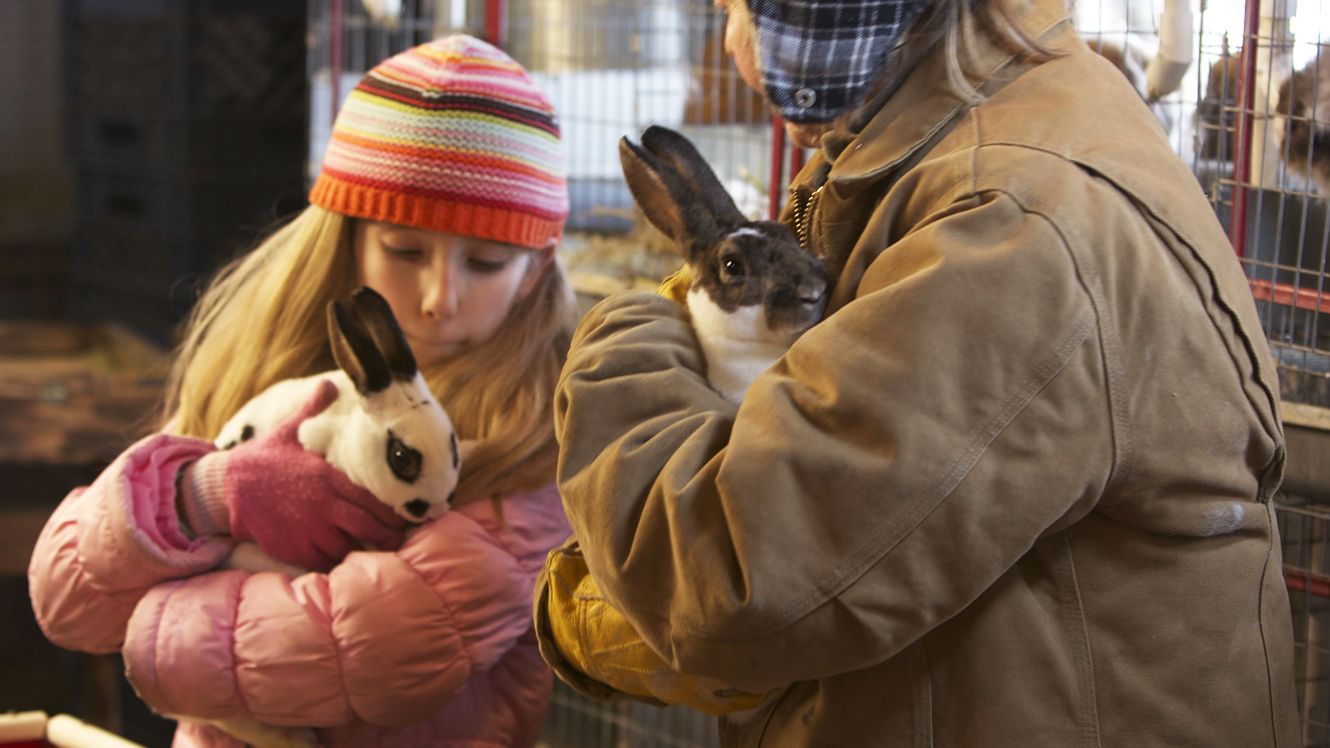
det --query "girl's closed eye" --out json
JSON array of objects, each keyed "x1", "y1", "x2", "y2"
[
  {"x1": 467, "y1": 252, "x2": 517, "y2": 274},
  {"x1": 385, "y1": 245, "x2": 425, "y2": 261}
]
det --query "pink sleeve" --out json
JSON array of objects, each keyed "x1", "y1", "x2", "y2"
[
  {"x1": 27, "y1": 433, "x2": 234, "y2": 654},
  {"x1": 122, "y1": 504, "x2": 542, "y2": 728}
]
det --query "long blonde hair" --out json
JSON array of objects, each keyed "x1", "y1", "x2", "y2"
[{"x1": 164, "y1": 205, "x2": 575, "y2": 506}]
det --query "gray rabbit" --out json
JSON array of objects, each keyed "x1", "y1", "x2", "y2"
[{"x1": 619, "y1": 126, "x2": 828, "y2": 402}]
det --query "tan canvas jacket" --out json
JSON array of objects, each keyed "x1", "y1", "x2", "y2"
[{"x1": 540, "y1": 0, "x2": 1301, "y2": 744}]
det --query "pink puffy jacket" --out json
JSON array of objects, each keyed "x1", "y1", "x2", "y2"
[{"x1": 28, "y1": 433, "x2": 571, "y2": 747}]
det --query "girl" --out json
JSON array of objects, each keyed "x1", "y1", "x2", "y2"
[
  {"x1": 29, "y1": 35, "x2": 574, "y2": 748},
  {"x1": 537, "y1": 0, "x2": 1302, "y2": 745}
]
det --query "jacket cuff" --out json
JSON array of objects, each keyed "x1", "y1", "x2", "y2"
[{"x1": 177, "y1": 452, "x2": 231, "y2": 538}]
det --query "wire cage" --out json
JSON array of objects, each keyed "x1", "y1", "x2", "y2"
[
  {"x1": 1281, "y1": 495, "x2": 1330, "y2": 747},
  {"x1": 1187, "y1": 0, "x2": 1330, "y2": 407},
  {"x1": 1179, "y1": 2, "x2": 1330, "y2": 739},
  {"x1": 305, "y1": 1, "x2": 1330, "y2": 746},
  {"x1": 306, "y1": 0, "x2": 793, "y2": 298}
]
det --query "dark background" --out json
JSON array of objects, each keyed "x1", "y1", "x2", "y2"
[{"x1": 2, "y1": 1, "x2": 309, "y2": 743}]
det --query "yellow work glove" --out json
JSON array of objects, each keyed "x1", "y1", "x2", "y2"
[
  {"x1": 657, "y1": 265, "x2": 692, "y2": 303},
  {"x1": 533, "y1": 538, "x2": 768, "y2": 715}
]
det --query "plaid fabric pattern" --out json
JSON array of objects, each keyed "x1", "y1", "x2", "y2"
[
  {"x1": 748, "y1": 0, "x2": 933, "y2": 123},
  {"x1": 310, "y1": 35, "x2": 568, "y2": 249}
]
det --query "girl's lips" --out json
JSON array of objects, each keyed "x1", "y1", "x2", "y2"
[{"x1": 407, "y1": 330, "x2": 463, "y2": 348}]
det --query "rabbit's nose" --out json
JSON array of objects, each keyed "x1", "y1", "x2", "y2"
[
  {"x1": 797, "y1": 279, "x2": 827, "y2": 305},
  {"x1": 404, "y1": 499, "x2": 431, "y2": 521}
]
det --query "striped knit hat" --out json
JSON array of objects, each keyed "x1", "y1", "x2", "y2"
[{"x1": 310, "y1": 35, "x2": 567, "y2": 249}]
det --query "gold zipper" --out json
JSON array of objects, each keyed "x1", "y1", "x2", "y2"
[{"x1": 792, "y1": 184, "x2": 824, "y2": 252}]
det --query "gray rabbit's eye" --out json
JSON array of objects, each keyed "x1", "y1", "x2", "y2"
[
  {"x1": 719, "y1": 255, "x2": 747, "y2": 284},
  {"x1": 386, "y1": 431, "x2": 421, "y2": 483}
]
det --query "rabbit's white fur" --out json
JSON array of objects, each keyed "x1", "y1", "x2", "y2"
[
  {"x1": 213, "y1": 368, "x2": 457, "y2": 576},
  {"x1": 686, "y1": 286, "x2": 804, "y2": 403}
]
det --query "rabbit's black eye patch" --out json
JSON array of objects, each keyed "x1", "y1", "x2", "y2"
[
  {"x1": 450, "y1": 432, "x2": 460, "y2": 470},
  {"x1": 386, "y1": 431, "x2": 421, "y2": 483}
]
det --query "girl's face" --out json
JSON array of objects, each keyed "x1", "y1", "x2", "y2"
[
  {"x1": 354, "y1": 220, "x2": 553, "y2": 367},
  {"x1": 715, "y1": 0, "x2": 763, "y2": 94}
]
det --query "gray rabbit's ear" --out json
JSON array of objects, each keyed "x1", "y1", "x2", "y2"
[
  {"x1": 619, "y1": 135, "x2": 693, "y2": 245},
  {"x1": 349, "y1": 286, "x2": 417, "y2": 379},
  {"x1": 328, "y1": 297, "x2": 393, "y2": 394},
  {"x1": 640, "y1": 125, "x2": 747, "y2": 228}
]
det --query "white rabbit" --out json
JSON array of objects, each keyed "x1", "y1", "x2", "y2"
[
  {"x1": 213, "y1": 285, "x2": 461, "y2": 576},
  {"x1": 619, "y1": 125, "x2": 828, "y2": 402},
  {"x1": 195, "y1": 286, "x2": 461, "y2": 748}
]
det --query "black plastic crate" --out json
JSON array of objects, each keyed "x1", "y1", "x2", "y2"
[
  {"x1": 68, "y1": 164, "x2": 306, "y2": 341},
  {"x1": 68, "y1": 112, "x2": 308, "y2": 172},
  {"x1": 74, "y1": 164, "x2": 303, "y2": 266},
  {"x1": 62, "y1": 0, "x2": 307, "y2": 169}
]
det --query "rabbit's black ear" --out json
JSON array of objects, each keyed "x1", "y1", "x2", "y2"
[
  {"x1": 349, "y1": 286, "x2": 417, "y2": 379},
  {"x1": 328, "y1": 297, "x2": 393, "y2": 394},
  {"x1": 620, "y1": 135, "x2": 692, "y2": 244},
  {"x1": 640, "y1": 126, "x2": 747, "y2": 228}
]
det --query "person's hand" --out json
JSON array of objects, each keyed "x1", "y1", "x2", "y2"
[{"x1": 178, "y1": 379, "x2": 408, "y2": 571}]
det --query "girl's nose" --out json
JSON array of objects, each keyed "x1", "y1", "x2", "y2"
[{"x1": 421, "y1": 270, "x2": 459, "y2": 319}]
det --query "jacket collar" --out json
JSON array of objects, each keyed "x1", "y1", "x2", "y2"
[{"x1": 819, "y1": 0, "x2": 1073, "y2": 189}]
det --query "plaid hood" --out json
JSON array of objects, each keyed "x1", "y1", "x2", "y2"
[{"x1": 748, "y1": 0, "x2": 933, "y2": 123}]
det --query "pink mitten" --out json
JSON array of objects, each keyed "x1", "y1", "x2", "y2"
[{"x1": 178, "y1": 379, "x2": 408, "y2": 571}]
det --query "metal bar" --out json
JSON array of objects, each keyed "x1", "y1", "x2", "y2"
[
  {"x1": 485, "y1": 0, "x2": 505, "y2": 48},
  {"x1": 1287, "y1": 567, "x2": 1330, "y2": 601},
  {"x1": 1250, "y1": 278, "x2": 1330, "y2": 314},
  {"x1": 790, "y1": 144, "x2": 806, "y2": 181},
  {"x1": 331, "y1": 0, "x2": 343, "y2": 127},
  {"x1": 769, "y1": 114, "x2": 785, "y2": 220},
  {"x1": 1229, "y1": 0, "x2": 1263, "y2": 257}
]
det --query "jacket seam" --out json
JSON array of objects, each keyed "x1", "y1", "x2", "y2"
[
  {"x1": 1258, "y1": 502, "x2": 1281, "y2": 745},
  {"x1": 404, "y1": 536, "x2": 485, "y2": 684},
  {"x1": 979, "y1": 179, "x2": 1130, "y2": 499},
  {"x1": 1061, "y1": 530, "x2": 1102, "y2": 746},
  {"x1": 753, "y1": 683, "x2": 798, "y2": 746},
  {"x1": 806, "y1": 304, "x2": 1096, "y2": 631},
  {"x1": 230, "y1": 578, "x2": 256, "y2": 720},
  {"x1": 151, "y1": 583, "x2": 178, "y2": 717},
  {"x1": 966, "y1": 139, "x2": 1282, "y2": 448}
]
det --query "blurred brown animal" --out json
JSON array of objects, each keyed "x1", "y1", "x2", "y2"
[
  {"x1": 1275, "y1": 50, "x2": 1330, "y2": 192},
  {"x1": 1197, "y1": 51, "x2": 1244, "y2": 162}
]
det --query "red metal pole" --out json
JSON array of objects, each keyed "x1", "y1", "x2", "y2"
[
  {"x1": 769, "y1": 115, "x2": 786, "y2": 220},
  {"x1": 1229, "y1": 0, "x2": 1262, "y2": 258},
  {"x1": 485, "y1": 0, "x2": 506, "y2": 49},
  {"x1": 789, "y1": 144, "x2": 806, "y2": 180},
  {"x1": 331, "y1": 0, "x2": 344, "y2": 127}
]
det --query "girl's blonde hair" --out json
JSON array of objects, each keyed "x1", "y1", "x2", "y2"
[{"x1": 164, "y1": 205, "x2": 574, "y2": 506}]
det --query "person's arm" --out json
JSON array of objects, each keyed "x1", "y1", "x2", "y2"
[
  {"x1": 29, "y1": 382, "x2": 405, "y2": 654},
  {"x1": 121, "y1": 506, "x2": 537, "y2": 728},
  {"x1": 28, "y1": 433, "x2": 232, "y2": 654},
  {"x1": 555, "y1": 190, "x2": 1115, "y2": 693}
]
